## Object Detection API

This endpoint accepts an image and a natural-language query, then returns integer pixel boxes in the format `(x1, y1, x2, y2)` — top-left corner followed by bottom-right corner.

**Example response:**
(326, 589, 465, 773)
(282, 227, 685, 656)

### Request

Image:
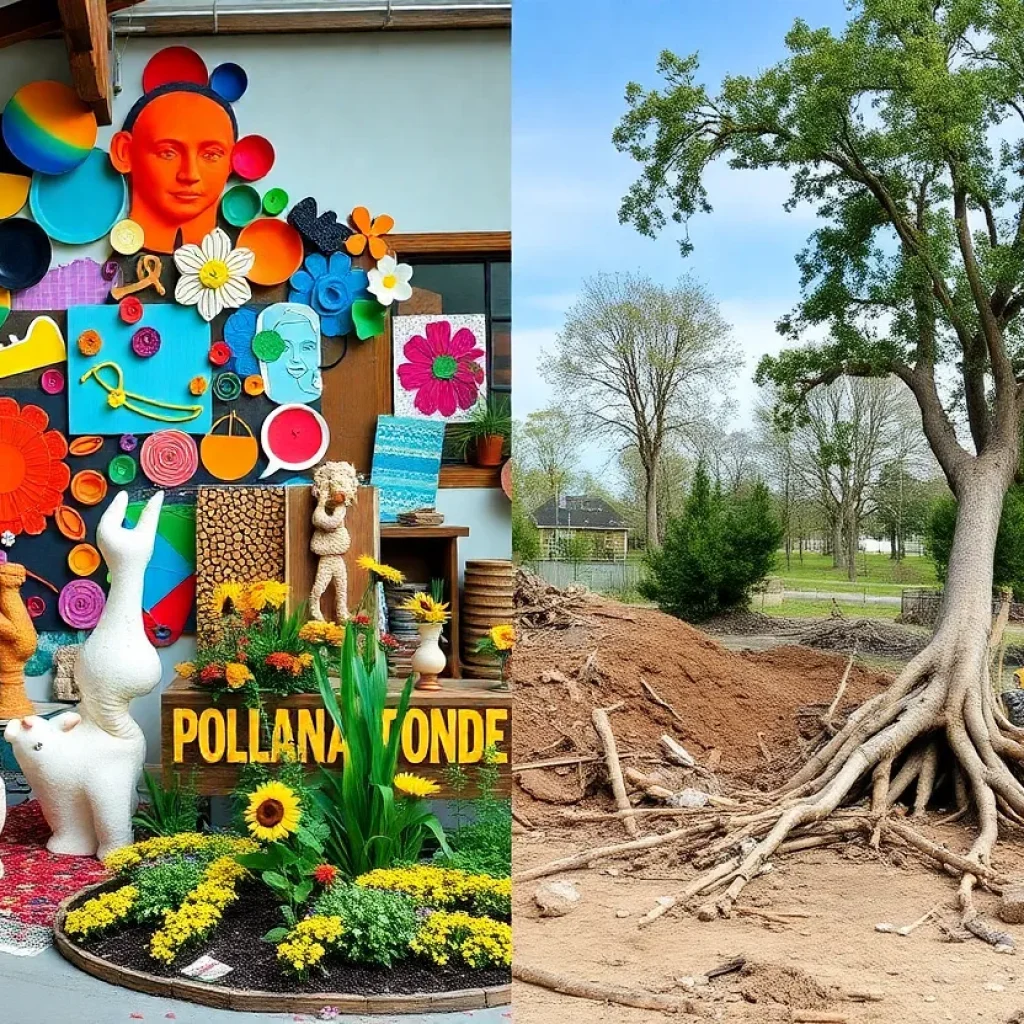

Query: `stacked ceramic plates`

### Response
(384, 581, 427, 679)
(461, 559, 514, 680)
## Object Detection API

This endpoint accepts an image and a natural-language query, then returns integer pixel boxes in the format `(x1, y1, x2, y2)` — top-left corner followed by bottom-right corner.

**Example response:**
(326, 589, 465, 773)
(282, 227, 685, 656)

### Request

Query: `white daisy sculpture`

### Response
(174, 228, 255, 322)
(367, 255, 414, 306)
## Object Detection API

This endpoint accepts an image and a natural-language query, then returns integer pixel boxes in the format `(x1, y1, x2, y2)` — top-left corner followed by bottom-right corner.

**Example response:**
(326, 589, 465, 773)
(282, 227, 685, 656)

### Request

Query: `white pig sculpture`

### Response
(4, 490, 164, 859)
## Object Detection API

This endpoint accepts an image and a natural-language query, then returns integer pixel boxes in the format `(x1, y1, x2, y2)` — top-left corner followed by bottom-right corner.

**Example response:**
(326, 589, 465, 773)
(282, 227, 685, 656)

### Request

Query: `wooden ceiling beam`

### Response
(0, 0, 136, 50)
(57, 0, 113, 124)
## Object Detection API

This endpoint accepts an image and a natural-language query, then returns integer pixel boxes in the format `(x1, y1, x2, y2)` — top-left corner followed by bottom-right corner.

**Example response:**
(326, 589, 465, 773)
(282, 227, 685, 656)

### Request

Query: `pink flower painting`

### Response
(394, 315, 488, 420)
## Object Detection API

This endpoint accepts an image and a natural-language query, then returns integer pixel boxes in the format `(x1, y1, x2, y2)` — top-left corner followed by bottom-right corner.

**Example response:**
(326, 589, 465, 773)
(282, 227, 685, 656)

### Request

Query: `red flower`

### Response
(380, 633, 399, 649)
(199, 663, 224, 683)
(396, 320, 485, 417)
(353, 613, 371, 626)
(265, 652, 294, 672)
(312, 864, 338, 886)
(119, 296, 143, 324)
(0, 399, 70, 537)
(209, 341, 232, 367)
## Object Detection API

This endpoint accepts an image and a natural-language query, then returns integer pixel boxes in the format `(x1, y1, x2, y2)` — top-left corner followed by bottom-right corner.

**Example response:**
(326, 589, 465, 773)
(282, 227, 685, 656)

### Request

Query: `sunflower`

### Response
(393, 773, 442, 799)
(211, 582, 243, 616)
(245, 781, 302, 842)
(355, 555, 405, 585)
(489, 624, 516, 651)
(398, 592, 450, 623)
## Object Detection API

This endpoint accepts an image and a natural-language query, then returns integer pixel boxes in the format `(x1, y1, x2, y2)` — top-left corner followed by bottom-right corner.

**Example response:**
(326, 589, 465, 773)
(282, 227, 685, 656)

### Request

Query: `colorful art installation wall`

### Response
(0, 47, 402, 638)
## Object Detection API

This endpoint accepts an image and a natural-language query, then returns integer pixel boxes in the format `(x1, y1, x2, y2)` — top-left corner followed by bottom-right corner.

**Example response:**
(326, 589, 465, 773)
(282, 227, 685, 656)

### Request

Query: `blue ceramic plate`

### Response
(210, 62, 248, 102)
(0, 217, 51, 290)
(30, 147, 127, 245)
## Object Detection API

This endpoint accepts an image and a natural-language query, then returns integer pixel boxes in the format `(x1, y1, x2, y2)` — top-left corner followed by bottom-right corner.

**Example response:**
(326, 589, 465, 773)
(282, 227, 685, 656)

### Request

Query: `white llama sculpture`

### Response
(4, 490, 164, 859)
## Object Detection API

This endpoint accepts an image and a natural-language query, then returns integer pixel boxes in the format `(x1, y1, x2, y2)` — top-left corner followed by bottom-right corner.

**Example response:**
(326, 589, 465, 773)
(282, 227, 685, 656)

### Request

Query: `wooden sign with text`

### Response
(160, 677, 511, 797)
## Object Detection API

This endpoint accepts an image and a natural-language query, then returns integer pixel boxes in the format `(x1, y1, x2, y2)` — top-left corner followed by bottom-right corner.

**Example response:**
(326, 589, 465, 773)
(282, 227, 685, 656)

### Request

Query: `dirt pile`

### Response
(513, 588, 893, 778)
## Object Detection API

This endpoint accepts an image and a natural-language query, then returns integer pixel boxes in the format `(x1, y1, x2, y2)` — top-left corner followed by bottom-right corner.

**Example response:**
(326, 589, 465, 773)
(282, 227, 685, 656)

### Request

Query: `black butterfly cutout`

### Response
(287, 197, 352, 255)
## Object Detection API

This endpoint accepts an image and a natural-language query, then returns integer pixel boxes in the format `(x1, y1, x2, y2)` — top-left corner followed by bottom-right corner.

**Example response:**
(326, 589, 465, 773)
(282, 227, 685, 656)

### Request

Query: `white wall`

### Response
(9, 28, 510, 760)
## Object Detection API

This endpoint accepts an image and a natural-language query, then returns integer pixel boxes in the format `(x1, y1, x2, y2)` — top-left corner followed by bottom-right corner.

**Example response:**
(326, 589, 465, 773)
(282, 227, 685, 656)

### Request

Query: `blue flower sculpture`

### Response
(288, 252, 370, 338)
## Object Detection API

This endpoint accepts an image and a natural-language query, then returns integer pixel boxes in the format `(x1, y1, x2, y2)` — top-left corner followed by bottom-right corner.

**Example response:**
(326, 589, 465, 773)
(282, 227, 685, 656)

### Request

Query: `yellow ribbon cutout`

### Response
(79, 361, 204, 424)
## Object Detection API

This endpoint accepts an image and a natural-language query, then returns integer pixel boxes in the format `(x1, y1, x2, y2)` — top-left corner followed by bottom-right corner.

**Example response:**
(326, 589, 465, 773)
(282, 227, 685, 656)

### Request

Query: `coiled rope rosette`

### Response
(140, 429, 199, 487)
(58, 579, 105, 629)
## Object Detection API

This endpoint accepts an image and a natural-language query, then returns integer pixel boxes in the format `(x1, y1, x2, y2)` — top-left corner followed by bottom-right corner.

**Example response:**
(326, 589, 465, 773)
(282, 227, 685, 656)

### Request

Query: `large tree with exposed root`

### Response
(609, 0, 1024, 938)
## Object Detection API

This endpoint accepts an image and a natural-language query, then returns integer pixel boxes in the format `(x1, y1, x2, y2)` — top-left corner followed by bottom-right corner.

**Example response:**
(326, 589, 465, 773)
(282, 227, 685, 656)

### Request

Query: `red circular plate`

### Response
(238, 218, 304, 286)
(142, 46, 209, 92)
(231, 135, 275, 181)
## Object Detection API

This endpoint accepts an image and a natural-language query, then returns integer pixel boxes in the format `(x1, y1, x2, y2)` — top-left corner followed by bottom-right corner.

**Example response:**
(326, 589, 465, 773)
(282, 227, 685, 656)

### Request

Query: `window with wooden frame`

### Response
(389, 232, 512, 488)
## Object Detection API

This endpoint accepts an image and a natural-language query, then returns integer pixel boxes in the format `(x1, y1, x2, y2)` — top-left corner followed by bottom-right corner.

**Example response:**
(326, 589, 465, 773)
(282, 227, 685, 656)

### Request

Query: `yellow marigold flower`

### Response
(225, 662, 253, 689)
(275, 915, 344, 976)
(175, 661, 196, 679)
(246, 580, 269, 611)
(355, 555, 405, 585)
(297, 652, 314, 669)
(489, 624, 516, 651)
(299, 620, 345, 646)
(410, 911, 512, 968)
(211, 581, 242, 616)
(262, 580, 291, 609)
(393, 772, 441, 799)
(65, 885, 139, 940)
(245, 780, 301, 842)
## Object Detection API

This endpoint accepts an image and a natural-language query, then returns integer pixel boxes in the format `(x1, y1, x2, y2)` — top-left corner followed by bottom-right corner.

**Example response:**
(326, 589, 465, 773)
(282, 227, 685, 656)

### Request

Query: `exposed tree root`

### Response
(523, 625, 1024, 950)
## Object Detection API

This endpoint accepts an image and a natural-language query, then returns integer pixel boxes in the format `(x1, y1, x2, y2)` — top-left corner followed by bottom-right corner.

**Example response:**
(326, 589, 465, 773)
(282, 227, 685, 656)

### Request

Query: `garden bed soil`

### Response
(76, 882, 509, 996)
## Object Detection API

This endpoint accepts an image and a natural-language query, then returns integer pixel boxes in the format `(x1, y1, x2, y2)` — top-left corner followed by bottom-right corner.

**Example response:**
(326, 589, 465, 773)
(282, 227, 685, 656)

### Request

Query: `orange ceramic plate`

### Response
(70, 469, 107, 505)
(68, 543, 100, 577)
(238, 218, 304, 286)
(69, 435, 104, 456)
(55, 505, 86, 541)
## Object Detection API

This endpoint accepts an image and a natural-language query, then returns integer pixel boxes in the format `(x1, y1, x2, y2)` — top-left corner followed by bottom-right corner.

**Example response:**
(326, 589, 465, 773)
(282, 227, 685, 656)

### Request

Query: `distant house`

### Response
(531, 495, 629, 562)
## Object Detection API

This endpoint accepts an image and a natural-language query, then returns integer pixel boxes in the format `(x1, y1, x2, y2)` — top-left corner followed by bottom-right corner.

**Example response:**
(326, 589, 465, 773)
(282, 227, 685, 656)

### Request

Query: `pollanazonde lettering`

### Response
(172, 705, 510, 767)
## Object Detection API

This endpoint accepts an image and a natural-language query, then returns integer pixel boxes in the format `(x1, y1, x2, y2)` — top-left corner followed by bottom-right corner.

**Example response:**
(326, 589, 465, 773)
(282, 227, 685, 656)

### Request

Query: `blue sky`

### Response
(512, 0, 850, 457)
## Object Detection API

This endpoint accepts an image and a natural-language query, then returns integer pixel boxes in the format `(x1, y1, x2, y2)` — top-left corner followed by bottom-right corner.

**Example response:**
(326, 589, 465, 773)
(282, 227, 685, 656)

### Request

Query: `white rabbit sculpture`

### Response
(3, 490, 164, 859)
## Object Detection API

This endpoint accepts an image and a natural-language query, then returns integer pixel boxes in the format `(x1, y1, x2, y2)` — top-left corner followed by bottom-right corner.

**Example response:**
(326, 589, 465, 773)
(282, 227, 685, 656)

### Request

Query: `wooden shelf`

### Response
(439, 464, 503, 489)
(381, 524, 470, 539)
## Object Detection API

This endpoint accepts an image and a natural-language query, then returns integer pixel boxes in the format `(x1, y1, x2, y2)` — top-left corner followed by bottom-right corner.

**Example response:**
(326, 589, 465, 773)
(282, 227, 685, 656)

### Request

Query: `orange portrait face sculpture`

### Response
(110, 86, 237, 253)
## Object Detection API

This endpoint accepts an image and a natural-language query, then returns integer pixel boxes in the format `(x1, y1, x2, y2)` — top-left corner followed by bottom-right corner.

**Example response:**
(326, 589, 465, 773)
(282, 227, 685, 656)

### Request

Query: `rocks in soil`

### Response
(999, 884, 1024, 924)
(533, 880, 581, 917)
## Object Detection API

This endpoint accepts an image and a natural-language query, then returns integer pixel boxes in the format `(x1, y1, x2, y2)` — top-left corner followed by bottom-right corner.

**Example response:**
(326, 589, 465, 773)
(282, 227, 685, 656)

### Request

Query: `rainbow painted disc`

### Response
(2, 81, 97, 176)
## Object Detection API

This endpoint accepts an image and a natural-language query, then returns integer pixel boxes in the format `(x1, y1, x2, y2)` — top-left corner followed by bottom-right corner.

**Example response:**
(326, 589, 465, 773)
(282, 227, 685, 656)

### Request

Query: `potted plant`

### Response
(452, 395, 511, 467)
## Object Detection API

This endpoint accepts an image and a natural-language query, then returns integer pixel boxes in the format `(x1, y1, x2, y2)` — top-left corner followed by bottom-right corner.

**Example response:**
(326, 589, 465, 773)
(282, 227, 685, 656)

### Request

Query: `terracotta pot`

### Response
(474, 434, 505, 467)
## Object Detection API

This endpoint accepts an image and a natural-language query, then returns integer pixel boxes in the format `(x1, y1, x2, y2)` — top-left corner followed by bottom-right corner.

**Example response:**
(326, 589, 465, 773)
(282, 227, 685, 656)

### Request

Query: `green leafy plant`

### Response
(641, 464, 782, 621)
(132, 857, 204, 921)
(312, 621, 450, 877)
(436, 746, 511, 878)
(132, 770, 200, 838)
(237, 816, 331, 938)
(311, 882, 418, 966)
(449, 395, 512, 456)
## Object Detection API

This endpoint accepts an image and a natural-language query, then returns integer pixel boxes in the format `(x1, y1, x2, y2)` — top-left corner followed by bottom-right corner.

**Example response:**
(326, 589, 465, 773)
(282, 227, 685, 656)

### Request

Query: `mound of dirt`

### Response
(513, 595, 893, 772)
(735, 962, 832, 1009)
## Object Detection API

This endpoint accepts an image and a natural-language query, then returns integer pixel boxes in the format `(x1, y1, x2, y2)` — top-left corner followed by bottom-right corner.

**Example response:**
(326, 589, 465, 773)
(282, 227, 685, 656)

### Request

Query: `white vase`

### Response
(412, 622, 446, 691)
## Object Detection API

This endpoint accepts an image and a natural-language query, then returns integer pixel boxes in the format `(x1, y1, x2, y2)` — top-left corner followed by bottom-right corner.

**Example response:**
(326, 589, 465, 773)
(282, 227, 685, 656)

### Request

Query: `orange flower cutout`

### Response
(345, 206, 395, 260)
(0, 398, 70, 537)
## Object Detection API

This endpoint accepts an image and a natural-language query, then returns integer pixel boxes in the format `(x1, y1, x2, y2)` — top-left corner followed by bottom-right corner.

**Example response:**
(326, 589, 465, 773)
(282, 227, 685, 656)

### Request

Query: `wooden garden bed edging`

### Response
(54, 880, 511, 1015)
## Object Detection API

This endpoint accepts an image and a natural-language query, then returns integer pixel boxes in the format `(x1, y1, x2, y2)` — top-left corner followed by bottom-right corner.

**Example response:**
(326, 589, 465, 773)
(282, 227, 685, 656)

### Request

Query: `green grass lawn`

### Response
(758, 597, 903, 621)
(773, 551, 939, 596)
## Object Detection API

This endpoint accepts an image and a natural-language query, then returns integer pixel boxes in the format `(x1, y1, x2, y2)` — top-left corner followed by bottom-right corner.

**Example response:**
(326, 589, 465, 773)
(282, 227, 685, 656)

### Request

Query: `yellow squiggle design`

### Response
(79, 361, 204, 424)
